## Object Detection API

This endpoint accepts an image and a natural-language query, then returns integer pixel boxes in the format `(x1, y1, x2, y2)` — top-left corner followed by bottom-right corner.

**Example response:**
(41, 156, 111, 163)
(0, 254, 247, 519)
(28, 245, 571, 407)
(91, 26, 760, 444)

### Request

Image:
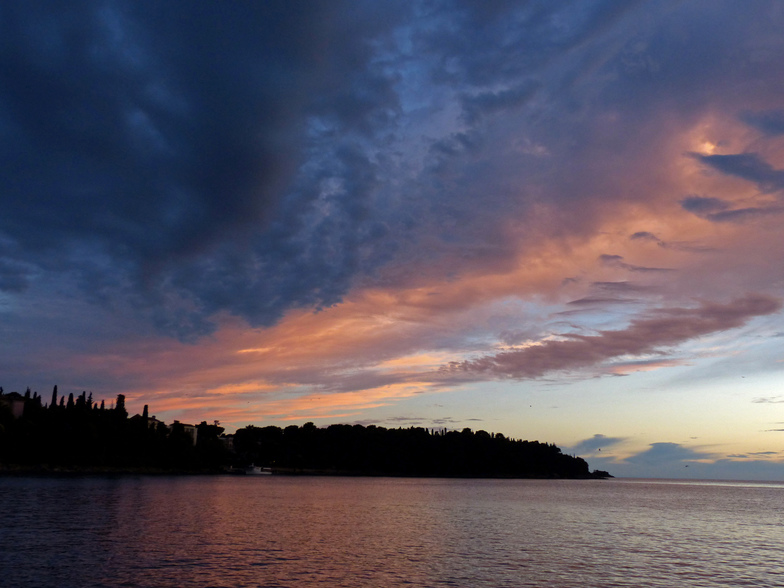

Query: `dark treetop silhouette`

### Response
(0, 386, 610, 478)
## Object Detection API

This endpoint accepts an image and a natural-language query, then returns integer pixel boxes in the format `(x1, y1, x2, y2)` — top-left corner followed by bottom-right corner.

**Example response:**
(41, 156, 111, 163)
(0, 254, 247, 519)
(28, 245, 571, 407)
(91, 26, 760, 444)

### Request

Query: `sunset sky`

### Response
(3, 1, 784, 479)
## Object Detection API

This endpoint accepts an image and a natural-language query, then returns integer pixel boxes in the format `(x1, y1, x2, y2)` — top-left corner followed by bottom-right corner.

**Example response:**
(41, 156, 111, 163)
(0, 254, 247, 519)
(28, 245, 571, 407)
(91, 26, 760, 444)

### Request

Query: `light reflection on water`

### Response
(1, 476, 783, 587)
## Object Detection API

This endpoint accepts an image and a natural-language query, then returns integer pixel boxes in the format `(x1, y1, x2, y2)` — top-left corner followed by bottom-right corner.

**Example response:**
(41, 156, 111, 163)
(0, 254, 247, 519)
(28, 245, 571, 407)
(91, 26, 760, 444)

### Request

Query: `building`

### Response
(169, 420, 198, 446)
(0, 392, 26, 419)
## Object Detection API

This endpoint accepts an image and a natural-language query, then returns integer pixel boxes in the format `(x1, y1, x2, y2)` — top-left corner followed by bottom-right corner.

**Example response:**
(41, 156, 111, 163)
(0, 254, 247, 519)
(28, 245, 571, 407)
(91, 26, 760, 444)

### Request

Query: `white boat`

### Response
(245, 464, 272, 475)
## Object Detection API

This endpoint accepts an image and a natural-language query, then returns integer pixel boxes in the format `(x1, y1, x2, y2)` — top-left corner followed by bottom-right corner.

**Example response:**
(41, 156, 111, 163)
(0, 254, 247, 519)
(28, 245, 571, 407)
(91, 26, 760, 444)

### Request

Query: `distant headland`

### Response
(0, 386, 611, 479)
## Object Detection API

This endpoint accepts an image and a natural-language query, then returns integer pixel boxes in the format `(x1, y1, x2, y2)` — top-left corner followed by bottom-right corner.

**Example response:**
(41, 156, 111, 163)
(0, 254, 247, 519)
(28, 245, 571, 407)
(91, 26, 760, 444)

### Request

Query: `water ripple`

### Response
(1, 476, 783, 587)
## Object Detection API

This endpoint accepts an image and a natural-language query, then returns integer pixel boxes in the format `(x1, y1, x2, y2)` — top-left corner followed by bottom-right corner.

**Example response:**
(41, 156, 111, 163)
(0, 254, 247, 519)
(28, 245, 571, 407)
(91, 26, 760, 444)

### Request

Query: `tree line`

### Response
(0, 386, 610, 478)
(0, 386, 228, 471)
(233, 422, 610, 478)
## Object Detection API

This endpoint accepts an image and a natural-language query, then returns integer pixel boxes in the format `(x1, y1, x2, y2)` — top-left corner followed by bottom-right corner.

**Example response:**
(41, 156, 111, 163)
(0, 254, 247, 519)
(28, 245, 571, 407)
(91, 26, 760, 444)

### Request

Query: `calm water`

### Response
(1, 476, 783, 587)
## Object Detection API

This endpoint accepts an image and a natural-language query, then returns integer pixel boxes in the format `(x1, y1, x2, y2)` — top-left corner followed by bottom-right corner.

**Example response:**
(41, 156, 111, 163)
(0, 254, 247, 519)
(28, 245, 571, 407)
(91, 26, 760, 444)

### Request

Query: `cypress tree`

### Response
(51, 385, 58, 409)
(115, 395, 127, 419)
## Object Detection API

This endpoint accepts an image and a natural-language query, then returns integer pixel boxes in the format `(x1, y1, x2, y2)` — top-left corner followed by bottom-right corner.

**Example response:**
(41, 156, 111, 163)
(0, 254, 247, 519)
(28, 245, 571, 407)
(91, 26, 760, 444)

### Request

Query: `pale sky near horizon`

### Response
(3, 0, 784, 479)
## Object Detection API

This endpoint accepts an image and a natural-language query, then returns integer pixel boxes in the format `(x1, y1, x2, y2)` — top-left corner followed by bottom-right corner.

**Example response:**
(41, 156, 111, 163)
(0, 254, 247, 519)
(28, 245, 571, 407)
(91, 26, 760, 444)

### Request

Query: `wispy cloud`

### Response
(599, 254, 674, 273)
(443, 294, 781, 379)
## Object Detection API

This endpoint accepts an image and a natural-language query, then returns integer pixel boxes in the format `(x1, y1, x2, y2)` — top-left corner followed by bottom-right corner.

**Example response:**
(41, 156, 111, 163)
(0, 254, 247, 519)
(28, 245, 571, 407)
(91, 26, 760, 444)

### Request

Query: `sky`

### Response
(3, 0, 784, 480)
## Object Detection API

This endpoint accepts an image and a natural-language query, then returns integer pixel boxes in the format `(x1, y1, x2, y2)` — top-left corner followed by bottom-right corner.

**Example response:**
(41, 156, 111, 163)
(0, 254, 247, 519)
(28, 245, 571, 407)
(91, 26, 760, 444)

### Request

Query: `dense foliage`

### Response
(234, 422, 609, 478)
(0, 386, 610, 478)
(0, 387, 228, 471)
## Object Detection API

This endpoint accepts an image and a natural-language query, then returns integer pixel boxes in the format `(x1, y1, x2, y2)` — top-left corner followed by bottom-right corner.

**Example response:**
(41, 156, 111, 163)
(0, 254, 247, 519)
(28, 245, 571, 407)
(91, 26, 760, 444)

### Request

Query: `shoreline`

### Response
(0, 463, 612, 479)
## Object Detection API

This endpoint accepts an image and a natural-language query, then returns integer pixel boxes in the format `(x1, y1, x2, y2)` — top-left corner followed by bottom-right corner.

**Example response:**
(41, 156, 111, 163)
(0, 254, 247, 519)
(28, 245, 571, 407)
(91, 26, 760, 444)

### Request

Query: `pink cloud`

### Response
(444, 294, 781, 379)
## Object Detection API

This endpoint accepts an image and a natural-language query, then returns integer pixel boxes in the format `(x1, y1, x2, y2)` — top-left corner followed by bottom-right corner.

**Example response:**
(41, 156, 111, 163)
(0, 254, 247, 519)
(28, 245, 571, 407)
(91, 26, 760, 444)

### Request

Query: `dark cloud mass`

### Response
(681, 191, 784, 224)
(2, 0, 784, 342)
(0, 0, 650, 338)
(569, 434, 625, 455)
(740, 109, 784, 136)
(693, 153, 784, 192)
(624, 442, 713, 466)
(680, 196, 731, 215)
(445, 294, 781, 379)
(0, 1, 409, 336)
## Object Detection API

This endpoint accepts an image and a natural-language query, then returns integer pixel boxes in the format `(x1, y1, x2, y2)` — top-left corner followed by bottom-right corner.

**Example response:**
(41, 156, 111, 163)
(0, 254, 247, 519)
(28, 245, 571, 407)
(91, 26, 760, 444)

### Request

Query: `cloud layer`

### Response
(2, 0, 781, 340)
(3, 2, 784, 479)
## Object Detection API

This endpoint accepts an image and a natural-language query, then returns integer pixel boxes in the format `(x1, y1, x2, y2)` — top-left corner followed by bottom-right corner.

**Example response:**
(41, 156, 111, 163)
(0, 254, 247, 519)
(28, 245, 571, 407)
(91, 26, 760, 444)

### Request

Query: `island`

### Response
(0, 386, 611, 479)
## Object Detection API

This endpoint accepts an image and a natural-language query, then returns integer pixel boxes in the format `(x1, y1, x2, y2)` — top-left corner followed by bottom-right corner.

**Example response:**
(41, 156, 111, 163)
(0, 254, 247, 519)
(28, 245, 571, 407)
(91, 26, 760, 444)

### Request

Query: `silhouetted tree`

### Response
(229, 422, 602, 478)
(114, 394, 127, 419)
(0, 382, 608, 478)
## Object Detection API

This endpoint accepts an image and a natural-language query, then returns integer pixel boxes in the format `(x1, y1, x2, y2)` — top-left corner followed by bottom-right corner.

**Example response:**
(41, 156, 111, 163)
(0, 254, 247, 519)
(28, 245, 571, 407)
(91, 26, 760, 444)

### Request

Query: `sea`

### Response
(1, 476, 782, 587)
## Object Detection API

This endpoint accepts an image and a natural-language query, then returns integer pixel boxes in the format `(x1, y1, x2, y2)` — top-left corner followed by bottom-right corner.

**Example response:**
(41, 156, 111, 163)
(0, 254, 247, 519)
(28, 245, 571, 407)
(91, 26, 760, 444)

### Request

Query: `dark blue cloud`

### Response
(0, 1, 408, 337)
(692, 153, 784, 192)
(704, 206, 784, 223)
(0, 259, 30, 293)
(594, 447, 784, 480)
(423, 0, 642, 88)
(628, 231, 712, 253)
(460, 81, 540, 124)
(569, 433, 625, 456)
(740, 109, 784, 136)
(680, 194, 784, 224)
(625, 442, 711, 466)
(680, 196, 731, 214)
(3, 0, 784, 341)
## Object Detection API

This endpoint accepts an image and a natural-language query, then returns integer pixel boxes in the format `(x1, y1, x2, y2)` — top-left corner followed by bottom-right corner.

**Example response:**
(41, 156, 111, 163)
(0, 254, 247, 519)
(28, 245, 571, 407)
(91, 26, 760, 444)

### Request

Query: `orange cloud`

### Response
(60, 111, 784, 429)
